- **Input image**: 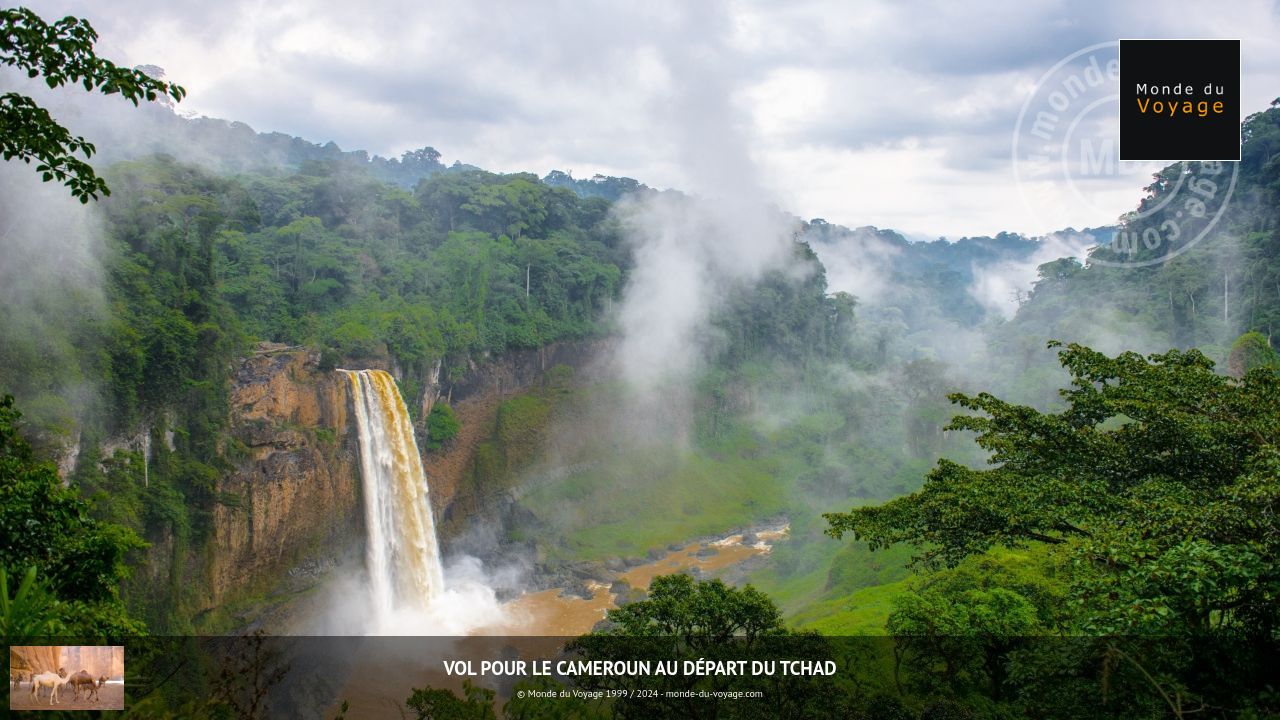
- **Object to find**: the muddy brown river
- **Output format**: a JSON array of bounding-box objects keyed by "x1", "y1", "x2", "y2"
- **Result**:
[
  {"x1": 328, "y1": 525, "x2": 789, "y2": 718},
  {"x1": 490, "y1": 526, "x2": 788, "y2": 636}
]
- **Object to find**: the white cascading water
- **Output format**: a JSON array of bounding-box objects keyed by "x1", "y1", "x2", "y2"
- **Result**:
[{"x1": 341, "y1": 369, "x2": 446, "y2": 623}]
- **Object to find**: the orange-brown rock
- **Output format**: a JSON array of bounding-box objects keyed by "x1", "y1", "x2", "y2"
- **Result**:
[
  {"x1": 189, "y1": 340, "x2": 602, "y2": 627},
  {"x1": 207, "y1": 344, "x2": 361, "y2": 610}
]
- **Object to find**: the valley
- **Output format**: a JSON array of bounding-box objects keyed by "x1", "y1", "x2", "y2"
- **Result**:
[{"x1": 2, "y1": 17, "x2": 1279, "y2": 714}]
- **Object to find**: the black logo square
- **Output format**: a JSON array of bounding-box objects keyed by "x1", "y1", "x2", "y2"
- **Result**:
[{"x1": 1120, "y1": 39, "x2": 1240, "y2": 161}]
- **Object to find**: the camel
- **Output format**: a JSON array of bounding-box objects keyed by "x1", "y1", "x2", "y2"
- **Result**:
[
  {"x1": 65, "y1": 670, "x2": 100, "y2": 701},
  {"x1": 30, "y1": 668, "x2": 67, "y2": 705}
]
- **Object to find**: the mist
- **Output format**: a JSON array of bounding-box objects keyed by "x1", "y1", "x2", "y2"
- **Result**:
[
  {"x1": 968, "y1": 231, "x2": 1095, "y2": 318},
  {"x1": 807, "y1": 225, "x2": 903, "y2": 305},
  {"x1": 0, "y1": 164, "x2": 105, "y2": 323},
  {"x1": 0, "y1": 160, "x2": 107, "y2": 448},
  {"x1": 302, "y1": 553, "x2": 519, "y2": 636},
  {"x1": 605, "y1": 4, "x2": 797, "y2": 441}
]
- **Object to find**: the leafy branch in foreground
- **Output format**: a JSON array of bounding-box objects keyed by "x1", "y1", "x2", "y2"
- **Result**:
[{"x1": 0, "y1": 7, "x2": 186, "y2": 201}]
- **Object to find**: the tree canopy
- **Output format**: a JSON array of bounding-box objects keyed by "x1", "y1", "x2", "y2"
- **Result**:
[{"x1": 826, "y1": 341, "x2": 1280, "y2": 636}]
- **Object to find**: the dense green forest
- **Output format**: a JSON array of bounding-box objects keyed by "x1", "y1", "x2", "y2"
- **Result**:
[
  {"x1": 5, "y1": 156, "x2": 629, "y2": 436},
  {"x1": 3, "y1": 12, "x2": 1280, "y2": 713}
]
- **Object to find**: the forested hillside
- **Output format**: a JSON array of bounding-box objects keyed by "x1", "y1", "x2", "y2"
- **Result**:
[
  {"x1": 0, "y1": 144, "x2": 643, "y2": 629},
  {"x1": 2, "y1": 157, "x2": 627, "y2": 435},
  {"x1": 998, "y1": 101, "x2": 1280, "y2": 360}
]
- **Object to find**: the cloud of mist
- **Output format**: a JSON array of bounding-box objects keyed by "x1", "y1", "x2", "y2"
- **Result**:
[
  {"x1": 968, "y1": 232, "x2": 1094, "y2": 319},
  {"x1": 0, "y1": 67, "x2": 340, "y2": 177},
  {"x1": 612, "y1": 195, "x2": 797, "y2": 387},
  {"x1": 0, "y1": 161, "x2": 107, "y2": 440},
  {"x1": 307, "y1": 554, "x2": 518, "y2": 636},
  {"x1": 807, "y1": 226, "x2": 902, "y2": 304},
  {"x1": 0, "y1": 163, "x2": 105, "y2": 316},
  {"x1": 608, "y1": 5, "x2": 797, "y2": 421}
]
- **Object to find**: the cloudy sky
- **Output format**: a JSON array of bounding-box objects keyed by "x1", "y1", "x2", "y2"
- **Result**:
[{"x1": 20, "y1": 0, "x2": 1280, "y2": 238}]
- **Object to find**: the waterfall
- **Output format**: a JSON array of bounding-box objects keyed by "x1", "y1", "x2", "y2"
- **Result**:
[{"x1": 341, "y1": 369, "x2": 445, "y2": 620}]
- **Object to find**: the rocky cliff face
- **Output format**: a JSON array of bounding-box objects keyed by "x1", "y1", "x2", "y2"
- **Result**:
[
  {"x1": 207, "y1": 344, "x2": 362, "y2": 613},
  {"x1": 60, "y1": 646, "x2": 124, "y2": 679},
  {"x1": 189, "y1": 339, "x2": 603, "y2": 627}
]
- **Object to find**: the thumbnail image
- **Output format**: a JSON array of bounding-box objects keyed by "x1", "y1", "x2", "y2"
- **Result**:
[{"x1": 9, "y1": 646, "x2": 124, "y2": 711}]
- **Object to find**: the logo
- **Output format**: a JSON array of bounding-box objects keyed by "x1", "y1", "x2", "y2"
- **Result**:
[{"x1": 1120, "y1": 39, "x2": 1240, "y2": 161}]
